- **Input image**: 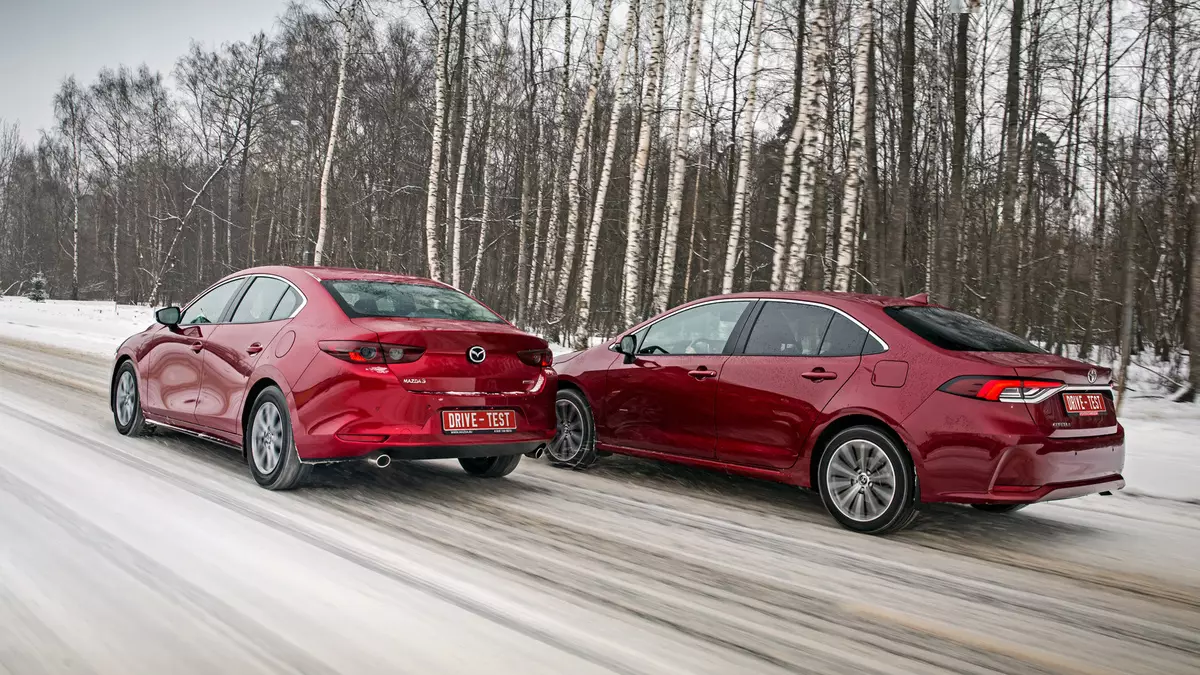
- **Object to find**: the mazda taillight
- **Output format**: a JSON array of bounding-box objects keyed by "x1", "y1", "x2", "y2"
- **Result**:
[
  {"x1": 319, "y1": 341, "x2": 425, "y2": 364},
  {"x1": 938, "y1": 376, "x2": 1064, "y2": 403},
  {"x1": 518, "y1": 348, "x2": 554, "y2": 368}
]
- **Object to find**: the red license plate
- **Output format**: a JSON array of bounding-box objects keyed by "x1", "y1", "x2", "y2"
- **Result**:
[
  {"x1": 1062, "y1": 393, "x2": 1107, "y2": 416},
  {"x1": 441, "y1": 409, "x2": 517, "y2": 434}
]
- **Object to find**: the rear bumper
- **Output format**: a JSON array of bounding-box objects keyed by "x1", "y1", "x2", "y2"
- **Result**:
[
  {"x1": 302, "y1": 438, "x2": 550, "y2": 464},
  {"x1": 935, "y1": 474, "x2": 1126, "y2": 504}
]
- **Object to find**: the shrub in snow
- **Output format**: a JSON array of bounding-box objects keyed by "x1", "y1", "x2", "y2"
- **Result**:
[{"x1": 25, "y1": 272, "x2": 48, "y2": 302}]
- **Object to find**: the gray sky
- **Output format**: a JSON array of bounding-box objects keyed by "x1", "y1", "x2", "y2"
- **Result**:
[{"x1": 0, "y1": 0, "x2": 301, "y2": 144}]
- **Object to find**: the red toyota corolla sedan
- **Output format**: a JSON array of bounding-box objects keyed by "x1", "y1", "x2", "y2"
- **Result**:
[
  {"x1": 549, "y1": 292, "x2": 1125, "y2": 534},
  {"x1": 110, "y1": 266, "x2": 557, "y2": 489}
]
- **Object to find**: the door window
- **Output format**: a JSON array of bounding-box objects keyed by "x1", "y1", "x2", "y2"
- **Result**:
[
  {"x1": 744, "y1": 302, "x2": 834, "y2": 356},
  {"x1": 231, "y1": 277, "x2": 290, "y2": 324},
  {"x1": 639, "y1": 301, "x2": 750, "y2": 356},
  {"x1": 181, "y1": 279, "x2": 245, "y2": 325}
]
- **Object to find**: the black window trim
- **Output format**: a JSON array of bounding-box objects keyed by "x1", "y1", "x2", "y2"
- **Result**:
[
  {"x1": 226, "y1": 274, "x2": 309, "y2": 325},
  {"x1": 613, "y1": 298, "x2": 758, "y2": 357},
  {"x1": 732, "y1": 298, "x2": 889, "y2": 357}
]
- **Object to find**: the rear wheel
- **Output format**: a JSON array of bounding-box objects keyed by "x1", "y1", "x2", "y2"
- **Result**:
[
  {"x1": 817, "y1": 426, "x2": 918, "y2": 534},
  {"x1": 971, "y1": 503, "x2": 1028, "y2": 514},
  {"x1": 112, "y1": 361, "x2": 150, "y2": 437},
  {"x1": 459, "y1": 454, "x2": 521, "y2": 477},
  {"x1": 245, "y1": 387, "x2": 310, "y2": 490},
  {"x1": 548, "y1": 388, "x2": 597, "y2": 469}
]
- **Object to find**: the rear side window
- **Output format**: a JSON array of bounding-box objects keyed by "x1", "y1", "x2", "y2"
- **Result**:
[
  {"x1": 271, "y1": 287, "x2": 303, "y2": 321},
  {"x1": 324, "y1": 280, "x2": 503, "y2": 323},
  {"x1": 819, "y1": 314, "x2": 869, "y2": 357},
  {"x1": 744, "y1": 302, "x2": 833, "y2": 357},
  {"x1": 231, "y1": 277, "x2": 290, "y2": 324},
  {"x1": 885, "y1": 306, "x2": 1043, "y2": 353}
]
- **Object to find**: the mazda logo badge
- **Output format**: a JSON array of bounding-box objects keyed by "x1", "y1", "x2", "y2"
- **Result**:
[
  {"x1": 1087, "y1": 368, "x2": 1098, "y2": 384},
  {"x1": 467, "y1": 346, "x2": 487, "y2": 364}
]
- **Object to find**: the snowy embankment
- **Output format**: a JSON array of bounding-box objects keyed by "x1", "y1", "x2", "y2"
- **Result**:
[{"x1": 0, "y1": 297, "x2": 1196, "y2": 504}]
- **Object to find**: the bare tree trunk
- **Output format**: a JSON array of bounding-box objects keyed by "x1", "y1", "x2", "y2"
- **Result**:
[
  {"x1": 940, "y1": 9, "x2": 970, "y2": 304},
  {"x1": 1081, "y1": 0, "x2": 1113, "y2": 361},
  {"x1": 782, "y1": 1, "x2": 829, "y2": 290},
  {"x1": 573, "y1": 0, "x2": 639, "y2": 347},
  {"x1": 651, "y1": 0, "x2": 704, "y2": 313},
  {"x1": 770, "y1": 0, "x2": 808, "y2": 291},
  {"x1": 451, "y1": 0, "x2": 478, "y2": 288},
  {"x1": 995, "y1": 0, "x2": 1025, "y2": 327},
  {"x1": 422, "y1": 0, "x2": 454, "y2": 281},
  {"x1": 313, "y1": 0, "x2": 359, "y2": 267},
  {"x1": 1188, "y1": 124, "x2": 1200, "y2": 399},
  {"x1": 721, "y1": 0, "x2": 764, "y2": 294},
  {"x1": 622, "y1": 0, "x2": 666, "y2": 325},
  {"x1": 884, "y1": 0, "x2": 917, "y2": 295},
  {"x1": 470, "y1": 112, "x2": 493, "y2": 296},
  {"x1": 834, "y1": 0, "x2": 873, "y2": 293},
  {"x1": 551, "y1": 0, "x2": 615, "y2": 323}
]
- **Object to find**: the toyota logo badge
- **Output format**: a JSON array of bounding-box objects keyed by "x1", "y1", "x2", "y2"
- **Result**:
[
  {"x1": 1087, "y1": 368, "x2": 1098, "y2": 384},
  {"x1": 467, "y1": 346, "x2": 487, "y2": 364}
]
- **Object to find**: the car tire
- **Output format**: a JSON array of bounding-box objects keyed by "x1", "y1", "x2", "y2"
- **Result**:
[
  {"x1": 460, "y1": 454, "x2": 522, "y2": 477},
  {"x1": 817, "y1": 425, "x2": 919, "y2": 535},
  {"x1": 245, "y1": 386, "x2": 311, "y2": 490},
  {"x1": 971, "y1": 503, "x2": 1028, "y2": 514},
  {"x1": 548, "y1": 388, "x2": 598, "y2": 469},
  {"x1": 112, "y1": 361, "x2": 151, "y2": 437}
]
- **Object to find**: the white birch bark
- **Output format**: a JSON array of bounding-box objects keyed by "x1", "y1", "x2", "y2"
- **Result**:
[
  {"x1": 313, "y1": 0, "x2": 358, "y2": 267},
  {"x1": 550, "y1": 0, "x2": 615, "y2": 321},
  {"x1": 470, "y1": 123, "x2": 493, "y2": 296},
  {"x1": 782, "y1": 1, "x2": 829, "y2": 290},
  {"x1": 572, "y1": 0, "x2": 640, "y2": 348},
  {"x1": 450, "y1": 0, "x2": 478, "y2": 288},
  {"x1": 721, "y1": 0, "x2": 765, "y2": 295},
  {"x1": 834, "y1": 0, "x2": 872, "y2": 292},
  {"x1": 621, "y1": 0, "x2": 667, "y2": 325},
  {"x1": 650, "y1": 0, "x2": 704, "y2": 314},
  {"x1": 422, "y1": 0, "x2": 454, "y2": 281}
]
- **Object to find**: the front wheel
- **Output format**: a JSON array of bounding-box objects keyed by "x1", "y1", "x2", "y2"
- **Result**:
[
  {"x1": 817, "y1": 426, "x2": 918, "y2": 534},
  {"x1": 547, "y1": 388, "x2": 598, "y2": 469},
  {"x1": 112, "y1": 361, "x2": 150, "y2": 436},
  {"x1": 245, "y1": 387, "x2": 310, "y2": 490},
  {"x1": 460, "y1": 454, "x2": 521, "y2": 477}
]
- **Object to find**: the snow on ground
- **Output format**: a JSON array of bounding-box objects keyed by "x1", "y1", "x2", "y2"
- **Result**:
[
  {"x1": 1, "y1": 297, "x2": 1196, "y2": 503},
  {"x1": 0, "y1": 297, "x2": 154, "y2": 357}
]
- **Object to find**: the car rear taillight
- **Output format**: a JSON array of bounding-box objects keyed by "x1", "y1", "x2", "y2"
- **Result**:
[
  {"x1": 319, "y1": 341, "x2": 425, "y2": 364},
  {"x1": 518, "y1": 348, "x2": 554, "y2": 368},
  {"x1": 939, "y1": 376, "x2": 1065, "y2": 403}
]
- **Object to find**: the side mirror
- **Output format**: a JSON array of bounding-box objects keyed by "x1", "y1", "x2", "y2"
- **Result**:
[
  {"x1": 156, "y1": 306, "x2": 182, "y2": 327},
  {"x1": 618, "y1": 334, "x2": 638, "y2": 364}
]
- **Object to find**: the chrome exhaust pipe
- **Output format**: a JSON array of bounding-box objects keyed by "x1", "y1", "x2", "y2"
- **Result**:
[
  {"x1": 369, "y1": 454, "x2": 391, "y2": 468},
  {"x1": 525, "y1": 443, "x2": 547, "y2": 459}
]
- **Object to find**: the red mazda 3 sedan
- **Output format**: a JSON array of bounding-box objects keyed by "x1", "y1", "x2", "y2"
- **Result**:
[
  {"x1": 110, "y1": 266, "x2": 557, "y2": 489},
  {"x1": 549, "y1": 292, "x2": 1125, "y2": 534}
]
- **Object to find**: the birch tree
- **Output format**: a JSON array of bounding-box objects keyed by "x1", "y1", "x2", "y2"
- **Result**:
[
  {"x1": 621, "y1": 0, "x2": 667, "y2": 325},
  {"x1": 313, "y1": 0, "x2": 360, "y2": 266},
  {"x1": 720, "y1": 0, "x2": 764, "y2": 294},
  {"x1": 422, "y1": 0, "x2": 454, "y2": 281},
  {"x1": 650, "y1": 0, "x2": 704, "y2": 313},
  {"x1": 450, "y1": 0, "x2": 478, "y2": 288},
  {"x1": 833, "y1": 0, "x2": 873, "y2": 293},
  {"x1": 53, "y1": 79, "x2": 86, "y2": 301}
]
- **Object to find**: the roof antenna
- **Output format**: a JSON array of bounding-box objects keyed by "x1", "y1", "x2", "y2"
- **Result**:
[{"x1": 905, "y1": 292, "x2": 930, "y2": 304}]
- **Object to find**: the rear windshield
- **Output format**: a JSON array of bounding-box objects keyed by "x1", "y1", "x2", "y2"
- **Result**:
[
  {"x1": 884, "y1": 306, "x2": 1044, "y2": 353},
  {"x1": 323, "y1": 280, "x2": 504, "y2": 323}
]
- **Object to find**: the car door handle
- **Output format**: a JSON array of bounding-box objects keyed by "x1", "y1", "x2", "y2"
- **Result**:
[
  {"x1": 190, "y1": 341, "x2": 204, "y2": 354},
  {"x1": 246, "y1": 343, "x2": 264, "y2": 355},
  {"x1": 688, "y1": 368, "x2": 717, "y2": 380},
  {"x1": 802, "y1": 369, "x2": 838, "y2": 382}
]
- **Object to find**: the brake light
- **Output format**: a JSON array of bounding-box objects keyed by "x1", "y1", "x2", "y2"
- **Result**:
[
  {"x1": 518, "y1": 348, "x2": 554, "y2": 368},
  {"x1": 319, "y1": 341, "x2": 425, "y2": 364},
  {"x1": 939, "y1": 376, "x2": 1064, "y2": 403}
]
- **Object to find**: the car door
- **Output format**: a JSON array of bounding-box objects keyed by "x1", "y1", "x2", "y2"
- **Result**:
[
  {"x1": 141, "y1": 278, "x2": 247, "y2": 425},
  {"x1": 715, "y1": 301, "x2": 866, "y2": 469},
  {"x1": 195, "y1": 276, "x2": 300, "y2": 434},
  {"x1": 602, "y1": 300, "x2": 753, "y2": 459}
]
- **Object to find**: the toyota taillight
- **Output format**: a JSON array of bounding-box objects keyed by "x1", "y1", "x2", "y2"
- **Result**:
[
  {"x1": 938, "y1": 376, "x2": 1064, "y2": 403},
  {"x1": 518, "y1": 348, "x2": 554, "y2": 368},
  {"x1": 319, "y1": 341, "x2": 425, "y2": 364}
]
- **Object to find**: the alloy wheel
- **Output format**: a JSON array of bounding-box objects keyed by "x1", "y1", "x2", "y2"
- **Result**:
[
  {"x1": 549, "y1": 398, "x2": 585, "y2": 462},
  {"x1": 251, "y1": 401, "x2": 285, "y2": 474},
  {"x1": 116, "y1": 370, "x2": 137, "y2": 427},
  {"x1": 825, "y1": 439, "x2": 897, "y2": 522}
]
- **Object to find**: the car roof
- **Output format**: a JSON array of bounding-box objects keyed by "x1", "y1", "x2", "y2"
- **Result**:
[
  {"x1": 237, "y1": 265, "x2": 447, "y2": 287},
  {"x1": 696, "y1": 290, "x2": 931, "y2": 309}
]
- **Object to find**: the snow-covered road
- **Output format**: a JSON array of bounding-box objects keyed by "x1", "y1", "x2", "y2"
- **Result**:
[{"x1": 1, "y1": 332, "x2": 1199, "y2": 674}]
